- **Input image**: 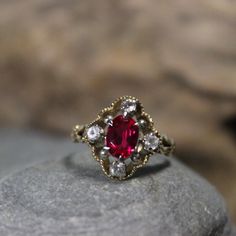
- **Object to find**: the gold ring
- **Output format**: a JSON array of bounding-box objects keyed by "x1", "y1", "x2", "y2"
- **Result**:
[{"x1": 71, "y1": 96, "x2": 175, "y2": 180}]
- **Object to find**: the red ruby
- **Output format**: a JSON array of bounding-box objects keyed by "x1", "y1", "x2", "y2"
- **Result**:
[{"x1": 106, "y1": 115, "x2": 139, "y2": 159}]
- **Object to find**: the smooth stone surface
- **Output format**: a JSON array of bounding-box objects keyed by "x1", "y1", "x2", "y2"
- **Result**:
[
  {"x1": 0, "y1": 128, "x2": 235, "y2": 236},
  {"x1": 0, "y1": 153, "x2": 234, "y2": 236},
  {"x1": 0, "y1": 128, "x2": 78, "y2": 179}
]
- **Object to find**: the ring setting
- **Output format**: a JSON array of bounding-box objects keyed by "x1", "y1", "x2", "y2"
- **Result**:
[{"x1": 71, "y1": 96, "x2": 175, "y2": 180}]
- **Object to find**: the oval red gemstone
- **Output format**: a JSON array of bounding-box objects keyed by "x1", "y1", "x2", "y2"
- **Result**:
[{"x1": 106, "y1": 115, "x2": 139, "y2": 159}]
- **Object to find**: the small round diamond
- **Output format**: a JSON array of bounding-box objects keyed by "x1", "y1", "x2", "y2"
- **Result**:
[
  {"x1": 143, "y1": 133, "x2": 160, "y2": 151},
  {"x1": 104, "y1": 115, "x2": 113, "y2": 125},
  {"x1": 99, "y1": 147, "x2": 109, "y2": 159},
  {"x1": 121, "y1": 99, "x2": 137, "y2": 114},
  {"x1": 109, "y1": 161, "x2": 126, "y2": 178},
  {"x1": 138, "y1": 119, "x2": 146, "y2": 128},
  {"x1": 86, "y1": 125, "x2": 103, "y2": 142}
]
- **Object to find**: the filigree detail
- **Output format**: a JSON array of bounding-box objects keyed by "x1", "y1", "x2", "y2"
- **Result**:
[{"x1": 71, "y1": 96, "x2": 175, "y2": 180}]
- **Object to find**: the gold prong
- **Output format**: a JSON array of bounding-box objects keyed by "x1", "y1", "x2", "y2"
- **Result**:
[
  {"x1": 71, "y1": 125, "x2": 86, "y2": 143},
  {"x1": 159, "y1": 135, "x2": 175, "y2": 156}
]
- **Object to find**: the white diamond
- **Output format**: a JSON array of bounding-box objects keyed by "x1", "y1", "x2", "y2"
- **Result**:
[
  {"x1": 86, "y1": 125, "x2": 103, "y2": 142},
  {"x1": 104, "y1": 115, "x2": 113, "y2": 125},
  {"x1": 121, "y1": 100, "x2": 137, "y2": 114},
  {"x1": 138, "y1": 119, "x2": 146, "y2": 128},
  {"x1": 99, "y1": 147, "x2": 109, "y2": 159},
  {"x1": 109, "y1": 161, "x2": 126, "y2": 177},
  {"x1": 143, "y1": 133, "x2": 160, "y2": 151}
]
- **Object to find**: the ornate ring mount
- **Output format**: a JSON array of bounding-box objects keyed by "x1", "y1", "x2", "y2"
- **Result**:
[{"x1": 71, "y1": 96, "x2": 175, "y2": 180}]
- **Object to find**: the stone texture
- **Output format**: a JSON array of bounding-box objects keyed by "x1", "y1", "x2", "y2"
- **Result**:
[
  {"x1": 0, "y1": 129, "x2": 235, "y2": 236},
  {"x1": 0, "y1": 128, "x2": 78, "y2": 180}
]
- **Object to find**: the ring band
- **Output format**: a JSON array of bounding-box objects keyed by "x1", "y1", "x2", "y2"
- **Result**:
[{"x1": 71, "y1": 96, "x2": 175, "y2": 180}]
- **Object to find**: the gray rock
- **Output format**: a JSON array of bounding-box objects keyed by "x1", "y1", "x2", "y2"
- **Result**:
[
  {"x1": 0, "y1": 128, "x2": 78, "y2": 179},
  {"x1": 0, "y1": 128, "x2": 235, "y2": 236},
  {"x1": 0, "y1": 152, "x2": 234, "y2": 236}
]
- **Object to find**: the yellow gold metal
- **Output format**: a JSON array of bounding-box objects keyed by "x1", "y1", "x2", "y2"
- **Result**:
[{"x1": 71, "y1": 125, "x2": 86, "y2": 143}]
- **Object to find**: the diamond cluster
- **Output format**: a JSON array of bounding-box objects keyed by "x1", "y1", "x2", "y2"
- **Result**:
[{"x1": 85, "y1": 97, "x2": 160, "y2": 179}]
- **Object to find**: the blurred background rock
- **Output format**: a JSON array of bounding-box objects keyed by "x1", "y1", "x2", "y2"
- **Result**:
[{"x1": 0, "y1": 0, "x2": 235, "y2": 222}]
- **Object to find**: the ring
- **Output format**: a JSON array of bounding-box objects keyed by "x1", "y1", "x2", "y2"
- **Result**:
[{"x1": 71, "y1": 96, "x2": 175, "y2": 180}]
